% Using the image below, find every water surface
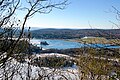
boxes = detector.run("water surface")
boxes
[31,39,84,49]
[31,39,120,49]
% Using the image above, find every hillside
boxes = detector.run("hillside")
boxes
[31,28,120,39]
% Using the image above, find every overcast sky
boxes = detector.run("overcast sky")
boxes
[17,0,120,29]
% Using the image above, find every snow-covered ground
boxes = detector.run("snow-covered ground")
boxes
[0,53,119,80]
[0,53,80,80]
[34,53,75,60]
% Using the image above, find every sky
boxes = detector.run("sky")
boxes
[18,0,120,29]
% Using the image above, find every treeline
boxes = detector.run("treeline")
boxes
[31,28,120,39]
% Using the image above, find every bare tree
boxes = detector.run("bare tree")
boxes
[76,6,120,80]
[0,0,68,79]
[0,0,68,64]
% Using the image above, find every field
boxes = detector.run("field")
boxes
[68,37,120,45]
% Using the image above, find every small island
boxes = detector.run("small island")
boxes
[40,41,49,45]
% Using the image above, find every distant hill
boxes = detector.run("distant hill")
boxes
[30,28,120,39]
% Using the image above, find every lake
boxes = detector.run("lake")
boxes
[31,39,120,49]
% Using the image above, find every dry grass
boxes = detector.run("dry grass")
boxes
[68,37,120,45]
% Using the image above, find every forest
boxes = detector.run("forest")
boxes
[31,28,120,39]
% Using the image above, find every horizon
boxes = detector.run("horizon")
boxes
[17,0,120,29]
[24,27,120,31]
